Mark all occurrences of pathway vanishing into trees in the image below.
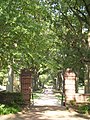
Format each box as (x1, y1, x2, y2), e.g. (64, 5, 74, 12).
(0, 88, 90, 120)
(34, 89, 61, 106)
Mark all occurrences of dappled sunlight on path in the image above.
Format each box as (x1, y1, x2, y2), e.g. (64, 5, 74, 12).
(0, 89, 90, 120)
(0, 106, 90, 120)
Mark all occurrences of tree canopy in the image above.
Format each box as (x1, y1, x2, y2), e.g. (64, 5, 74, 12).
(0, 0, 90, 86)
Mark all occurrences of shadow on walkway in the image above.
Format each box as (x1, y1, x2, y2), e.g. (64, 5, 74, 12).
(1, 106, 90, 120)
(0, 89, 90, 120)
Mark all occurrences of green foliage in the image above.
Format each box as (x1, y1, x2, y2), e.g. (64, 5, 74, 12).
(0, 0, 90, 87)
(55, 94, 62, 100)
(0, 103, 21, 115)
(0, 92, 22, 115)
(0, 0, 51, 71)
(78, 104, 90, 114)
(43, 0, 90, 85)
(33, 93, 40, 99)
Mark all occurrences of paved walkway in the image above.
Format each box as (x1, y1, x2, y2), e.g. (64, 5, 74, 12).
(34, 93, 61, 106)
(0, 89, 90, 120)
(0, 106, 90, 120)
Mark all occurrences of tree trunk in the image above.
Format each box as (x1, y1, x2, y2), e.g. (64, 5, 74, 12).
(32, 68, 39, 91)
(57, 72, 62, 90)
(85, 32, 90, 93)
(6, 66, 14, 92)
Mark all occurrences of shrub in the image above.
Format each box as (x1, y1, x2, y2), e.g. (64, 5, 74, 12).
(78, 104, 90, 114)
(0, 103, 21, 115)
(0, 92, 24, 106)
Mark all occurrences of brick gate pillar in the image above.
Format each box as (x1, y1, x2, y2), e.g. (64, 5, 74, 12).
(20, 69, 32, 106)
(64, 68, 76, 104)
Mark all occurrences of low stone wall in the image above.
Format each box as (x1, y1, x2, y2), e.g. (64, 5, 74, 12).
(75, 93, 90, 103)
